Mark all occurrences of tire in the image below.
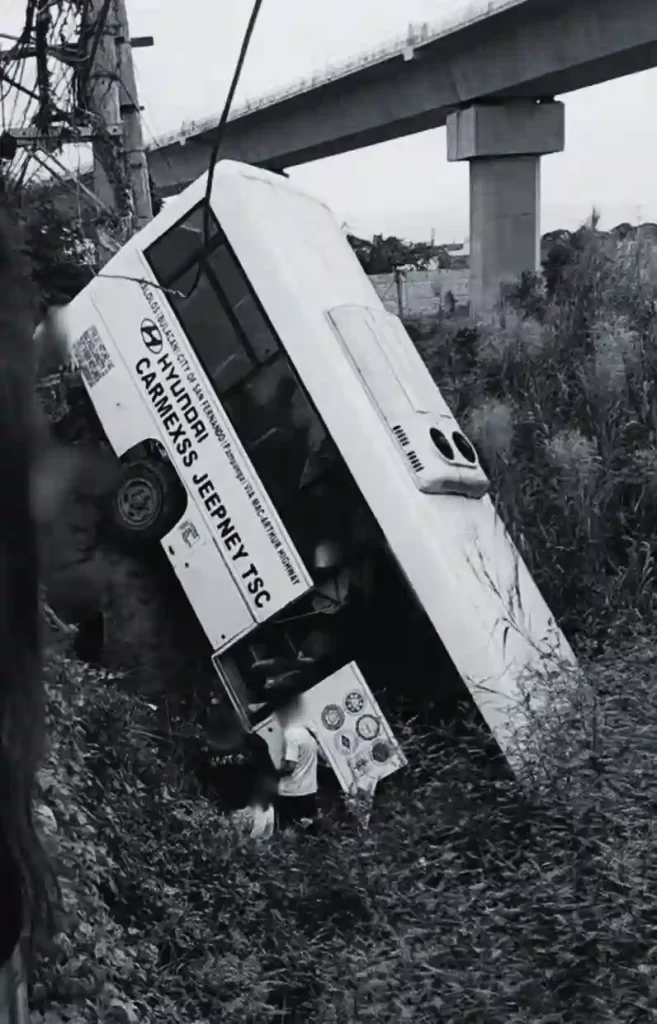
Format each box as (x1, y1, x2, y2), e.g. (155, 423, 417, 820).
(106, 458, 185, 545)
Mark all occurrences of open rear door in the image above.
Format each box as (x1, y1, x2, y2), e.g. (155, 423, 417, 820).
(254, 662, 407, 794)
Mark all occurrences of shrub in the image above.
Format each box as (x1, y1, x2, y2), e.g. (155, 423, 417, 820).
(420, 227, 657, 640)
(32, 628, 657, 1024)
(30, 225, 657, 1022)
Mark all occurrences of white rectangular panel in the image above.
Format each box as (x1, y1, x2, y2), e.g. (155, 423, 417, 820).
(255, 662, 407, 794)
(163, 509, 253, 652)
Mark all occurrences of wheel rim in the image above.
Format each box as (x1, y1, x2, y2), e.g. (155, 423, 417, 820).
(116, 475, 162, 530)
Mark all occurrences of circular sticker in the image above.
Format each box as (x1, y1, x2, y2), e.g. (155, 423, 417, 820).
(356, 714, 381, 741)
(344, 690, 365, 715)
(371, 740, 392, 764)
(321, 703, 345, 731)
(334, 730, 359, 755)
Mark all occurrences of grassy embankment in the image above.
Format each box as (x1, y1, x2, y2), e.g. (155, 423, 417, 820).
(33, 228, 657, 1023)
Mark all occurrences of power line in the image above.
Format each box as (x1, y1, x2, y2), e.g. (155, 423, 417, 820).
(1, 16, 77, 194)
(0, 2, 112, 199)
(202, 0, 264, 243)
(183, 0, 265, 301)
(1, 1, 81, 132)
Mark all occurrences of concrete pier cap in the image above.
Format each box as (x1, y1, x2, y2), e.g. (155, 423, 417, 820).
(446, 100, 565, 315)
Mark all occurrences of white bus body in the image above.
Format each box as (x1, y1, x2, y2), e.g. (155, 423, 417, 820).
(59, 160, 575, 766)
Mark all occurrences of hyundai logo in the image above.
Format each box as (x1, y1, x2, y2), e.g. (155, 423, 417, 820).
(140, 318, 163, 354)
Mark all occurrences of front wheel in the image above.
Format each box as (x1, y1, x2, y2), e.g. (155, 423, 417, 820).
(106, 458, 185, 545)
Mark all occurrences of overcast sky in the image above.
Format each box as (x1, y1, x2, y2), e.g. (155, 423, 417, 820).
(6, 0, 657, 241)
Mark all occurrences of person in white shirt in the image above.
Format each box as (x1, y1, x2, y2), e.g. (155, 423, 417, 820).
(276, 700, 321, 831)
(232, 797, 276, 841)
(231, 770, 277, 840)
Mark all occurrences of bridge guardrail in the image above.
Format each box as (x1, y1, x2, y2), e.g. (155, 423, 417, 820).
(62, 0, 529, 183)
(149, 0, 528, 151)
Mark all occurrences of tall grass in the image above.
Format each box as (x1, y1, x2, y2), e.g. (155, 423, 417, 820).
(33, 636, 657, 1024)
(420, 228, 657, 641)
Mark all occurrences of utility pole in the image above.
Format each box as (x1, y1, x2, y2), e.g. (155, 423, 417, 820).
(115, 0, 153, 234)
(83, 0, 123, 263)
(82, 0, 153, 263)
(394, 266, 404, 318)
(0, 0, 152, 255)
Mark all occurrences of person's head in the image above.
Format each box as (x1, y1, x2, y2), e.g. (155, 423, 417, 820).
(250, 771, 277, 808)
(276, 696, 303, 729)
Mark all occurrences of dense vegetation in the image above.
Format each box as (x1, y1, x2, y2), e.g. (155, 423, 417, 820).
(31, 223, 657, 1022)
(425, 223, 657, 642)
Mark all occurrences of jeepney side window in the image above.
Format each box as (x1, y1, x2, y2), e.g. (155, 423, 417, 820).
(205, 245, 279, 364)
(146, 220, 282, 394)
(167, 267, 254, 393)
(145, 209, 341, 560)
(145, 204, 220, 284)
(223, 355, 334, 500)
(222, 354, 339, 563)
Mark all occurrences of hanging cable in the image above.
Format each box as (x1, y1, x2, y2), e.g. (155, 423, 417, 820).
(2, 1, 89, 194)
(202, 0, 264, 242)
(182, 0, 265, 301)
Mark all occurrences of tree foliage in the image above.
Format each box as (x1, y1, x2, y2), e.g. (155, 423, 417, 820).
(347, 232, 439, 274)
(20, 196, 94, 314)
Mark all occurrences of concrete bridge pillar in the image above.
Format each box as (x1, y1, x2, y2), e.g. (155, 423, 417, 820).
(446, 100, 565, 315)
